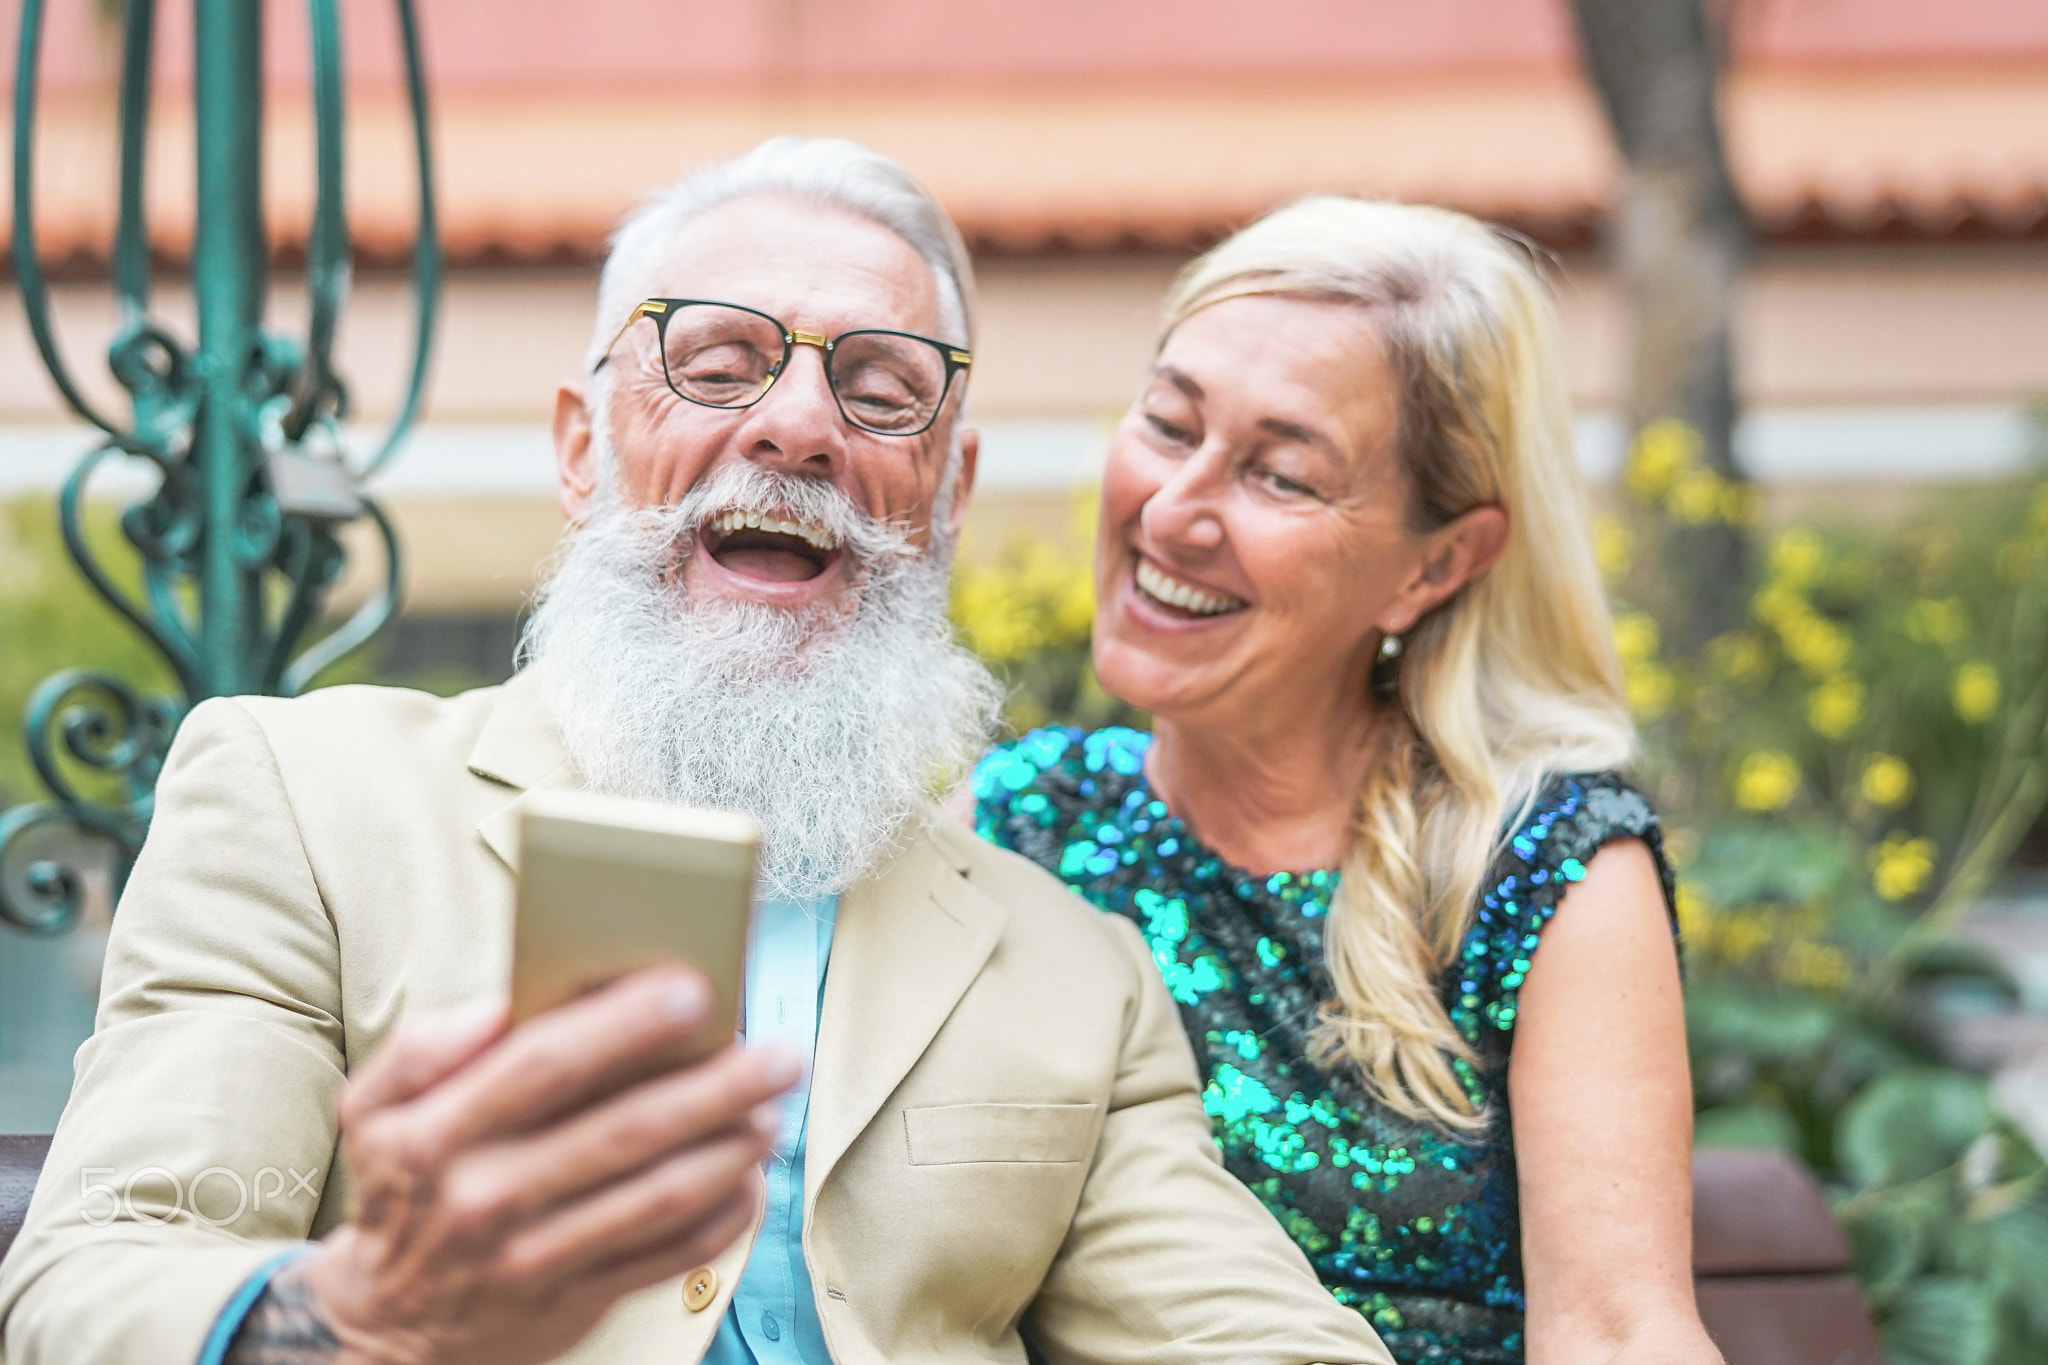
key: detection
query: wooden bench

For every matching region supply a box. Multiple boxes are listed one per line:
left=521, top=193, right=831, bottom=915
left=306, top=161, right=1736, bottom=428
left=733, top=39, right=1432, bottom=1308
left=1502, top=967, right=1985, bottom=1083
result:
left=0, top=1134, right=50, bottom=1266
left=1692, top=1147, right=1886, bottom=1365
left=0, top=1137, right=1884, bottom=1362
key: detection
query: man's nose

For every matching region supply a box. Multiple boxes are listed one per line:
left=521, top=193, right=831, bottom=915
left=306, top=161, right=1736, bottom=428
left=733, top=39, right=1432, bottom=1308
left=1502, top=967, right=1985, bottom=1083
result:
left=738, top=338, right=847, bottom=473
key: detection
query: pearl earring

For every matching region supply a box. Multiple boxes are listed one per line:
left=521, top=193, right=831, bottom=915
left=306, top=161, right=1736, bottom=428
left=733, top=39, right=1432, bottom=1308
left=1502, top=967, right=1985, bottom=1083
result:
left=1379, top=632, right=1403, bottom=661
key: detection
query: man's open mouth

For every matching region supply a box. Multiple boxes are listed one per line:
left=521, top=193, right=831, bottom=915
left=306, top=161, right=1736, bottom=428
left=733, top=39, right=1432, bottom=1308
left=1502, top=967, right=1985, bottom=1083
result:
left=701, top=508, right=844, bottom=583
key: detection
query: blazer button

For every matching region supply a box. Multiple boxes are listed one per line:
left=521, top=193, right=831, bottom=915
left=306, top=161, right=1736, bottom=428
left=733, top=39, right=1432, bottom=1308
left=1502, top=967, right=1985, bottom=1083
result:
left=682, top=1266, right=719, bottom=1313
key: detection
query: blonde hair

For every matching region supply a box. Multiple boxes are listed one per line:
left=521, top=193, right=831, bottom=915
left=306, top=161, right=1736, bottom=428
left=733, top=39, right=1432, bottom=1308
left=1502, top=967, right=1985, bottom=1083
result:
left=1161, top=197, right=1635, bottom=1131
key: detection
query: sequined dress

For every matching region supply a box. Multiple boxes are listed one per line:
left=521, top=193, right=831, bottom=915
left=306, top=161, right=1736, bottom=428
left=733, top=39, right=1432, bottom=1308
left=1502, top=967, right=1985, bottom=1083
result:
left=972, top=727, right=1675, bottom=1365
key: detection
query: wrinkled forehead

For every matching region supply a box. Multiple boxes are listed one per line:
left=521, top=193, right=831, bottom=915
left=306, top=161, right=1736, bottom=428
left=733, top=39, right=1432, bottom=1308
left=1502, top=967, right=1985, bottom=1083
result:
left=639, top=194, right=948, bottom=342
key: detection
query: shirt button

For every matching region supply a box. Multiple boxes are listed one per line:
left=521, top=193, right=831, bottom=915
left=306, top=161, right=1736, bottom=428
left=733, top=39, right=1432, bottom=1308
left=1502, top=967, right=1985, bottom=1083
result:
left=681, top=1266, right=719, bottom=1312
left=761, top=1311, right=782, bottom=1341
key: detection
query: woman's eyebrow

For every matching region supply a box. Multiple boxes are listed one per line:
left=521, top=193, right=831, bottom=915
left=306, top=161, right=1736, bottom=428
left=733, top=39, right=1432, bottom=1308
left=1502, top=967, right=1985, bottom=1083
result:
left=1258, top=416, right=1342, bottom=460
left=1154, top=364, right=1342, bottom=460
left=1155, top=365, right=1205, bottom=401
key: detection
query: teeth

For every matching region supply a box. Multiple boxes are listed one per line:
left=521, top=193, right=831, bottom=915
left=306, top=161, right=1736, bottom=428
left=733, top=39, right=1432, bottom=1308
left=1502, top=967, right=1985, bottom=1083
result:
left=708, top=509, right=839, bottom=551
left=1135, top=559, right=1244, bottom=616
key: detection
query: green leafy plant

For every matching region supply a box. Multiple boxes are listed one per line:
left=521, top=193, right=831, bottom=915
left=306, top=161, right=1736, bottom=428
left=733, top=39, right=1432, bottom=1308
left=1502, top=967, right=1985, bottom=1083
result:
left=0, top=496, right=393, bottom=815
left=1608, top=422, right=2048, bottom=1365
left=948, top=495, right=1141, bottom=737
left=0, top=498, right=176, bottom=810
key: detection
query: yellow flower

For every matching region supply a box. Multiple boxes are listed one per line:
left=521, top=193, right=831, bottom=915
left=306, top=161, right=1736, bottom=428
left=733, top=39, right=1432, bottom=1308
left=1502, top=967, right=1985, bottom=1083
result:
left=1769, top=530, right=1828, bottom=590
left=1859, top=754, right=1915, bottom=808
left=1624, top=661, right=1676, bottom=719
left=1734, top=751, right=1801, bottom=812
left=1612, top=611, right=1661, bottom=664
left=1904, top=597, right=1970, bottom=646
left=1053, top=572, right=1096, bottom=641
left=950, top=529, right=1100, bottom=665
left=1708, top=631, right=1770, bottom=684
left=1626, top=418, right=1699, bottom=502
left=1779, top=939, right=1854, bottom=994
left=1954, top=661, right=2001, bottom=724
left=1870, top=833, right=1937, bottom=902
left=1667, top=468, right=1726, bottom=525
left=1752, top=584, right=1805, bottom=628
left=1806, top=676, right=1864, bottom=739
left=1067, top=487, right=1103, bottom=544
left=1779, top=613, right=1850, bottom=677
left=951, top=568, right=1042, bottom=664
left=1673, top=881, right=1713, bottom=944
left=1716, top=908, right=1775, bottom=966
left=1720, top=482, right=1763, bottom=527
left=1594, top=516, right=1634, bottom=579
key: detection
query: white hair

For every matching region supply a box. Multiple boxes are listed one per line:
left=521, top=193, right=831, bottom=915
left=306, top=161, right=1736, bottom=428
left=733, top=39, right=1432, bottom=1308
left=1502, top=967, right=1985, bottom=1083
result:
left=521, top=425, right=1002, bottom=900
left=587, top=135, right=976, bottom=373
left=534, top=138, right=994, bottom=895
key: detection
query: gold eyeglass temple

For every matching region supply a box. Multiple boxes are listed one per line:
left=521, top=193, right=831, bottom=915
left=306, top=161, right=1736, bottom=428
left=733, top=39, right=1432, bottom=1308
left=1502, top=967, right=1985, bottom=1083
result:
left=597, top=299, right=668, bottom=364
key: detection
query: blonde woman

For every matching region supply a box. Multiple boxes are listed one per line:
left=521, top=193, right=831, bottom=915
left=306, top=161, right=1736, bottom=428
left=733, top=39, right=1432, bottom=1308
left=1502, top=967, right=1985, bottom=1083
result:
left=970, top=199, right=1721, bottom=1365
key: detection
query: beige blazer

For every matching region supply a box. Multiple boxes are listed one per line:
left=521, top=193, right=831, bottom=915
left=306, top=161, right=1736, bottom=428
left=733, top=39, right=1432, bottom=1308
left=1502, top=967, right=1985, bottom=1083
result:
left=0, top=673, right=1391, bottom=1365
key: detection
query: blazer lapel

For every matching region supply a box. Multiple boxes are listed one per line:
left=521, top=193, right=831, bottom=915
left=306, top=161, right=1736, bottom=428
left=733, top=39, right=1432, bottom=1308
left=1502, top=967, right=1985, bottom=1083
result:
left=805, top=825, right=1008, bottom=1203
left=466, top=669, right=581, bottom=869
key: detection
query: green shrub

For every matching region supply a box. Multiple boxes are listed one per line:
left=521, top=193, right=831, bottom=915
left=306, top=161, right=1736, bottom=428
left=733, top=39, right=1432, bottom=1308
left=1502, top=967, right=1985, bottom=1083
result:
left=0, top=498, right=175, bottom=811
left=1606, top=425, right=2048, bottom=1365
left=949, top=495, right=1142, bottom=736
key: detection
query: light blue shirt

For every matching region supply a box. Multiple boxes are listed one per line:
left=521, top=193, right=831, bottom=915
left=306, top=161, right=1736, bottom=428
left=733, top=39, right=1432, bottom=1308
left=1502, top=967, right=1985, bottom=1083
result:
left=197, top=894, right=838, bottom=1365
left=705, top=893, right=838, bottom=1365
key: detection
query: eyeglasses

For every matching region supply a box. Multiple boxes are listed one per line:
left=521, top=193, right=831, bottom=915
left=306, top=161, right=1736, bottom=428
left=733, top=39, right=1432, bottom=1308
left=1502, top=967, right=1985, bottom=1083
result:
left=593, top=298, right=972, bottom=437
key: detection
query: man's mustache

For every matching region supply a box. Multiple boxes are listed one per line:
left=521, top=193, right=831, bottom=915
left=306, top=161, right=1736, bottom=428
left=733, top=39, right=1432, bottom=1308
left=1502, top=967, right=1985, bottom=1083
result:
left=645, top=465, right=921, bottom=570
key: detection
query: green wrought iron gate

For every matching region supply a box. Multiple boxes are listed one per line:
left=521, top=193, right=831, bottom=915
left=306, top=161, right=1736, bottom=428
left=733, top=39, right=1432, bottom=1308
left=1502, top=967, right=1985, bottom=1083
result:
left=1, top=0, right=441, bottom=931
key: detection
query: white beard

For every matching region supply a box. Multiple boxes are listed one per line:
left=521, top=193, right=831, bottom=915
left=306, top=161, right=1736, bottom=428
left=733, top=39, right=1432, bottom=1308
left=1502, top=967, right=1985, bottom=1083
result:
left=520, top=458, right=1002, bottom=901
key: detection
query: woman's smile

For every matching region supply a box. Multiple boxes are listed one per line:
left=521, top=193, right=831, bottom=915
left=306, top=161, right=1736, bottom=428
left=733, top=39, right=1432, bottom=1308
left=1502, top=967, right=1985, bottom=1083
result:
left=1090, top=293, right=1416, bottom=734
left=1130, top=555, right=1248, bottom=619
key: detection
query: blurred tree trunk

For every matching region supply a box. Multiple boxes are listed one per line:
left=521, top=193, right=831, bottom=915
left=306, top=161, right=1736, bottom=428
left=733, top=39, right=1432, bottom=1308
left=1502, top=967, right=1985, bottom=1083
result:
left=1569, top=0, right=1753, bottom=652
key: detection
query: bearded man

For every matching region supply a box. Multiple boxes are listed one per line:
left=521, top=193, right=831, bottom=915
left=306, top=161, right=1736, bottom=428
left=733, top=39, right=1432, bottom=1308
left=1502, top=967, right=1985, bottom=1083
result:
left=0, top=139, right=1392, bottom=1365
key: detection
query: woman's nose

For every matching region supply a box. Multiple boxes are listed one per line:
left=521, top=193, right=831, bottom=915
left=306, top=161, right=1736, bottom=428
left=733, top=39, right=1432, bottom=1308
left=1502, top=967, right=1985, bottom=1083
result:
left=1141, top=457, right=1228, bottom=554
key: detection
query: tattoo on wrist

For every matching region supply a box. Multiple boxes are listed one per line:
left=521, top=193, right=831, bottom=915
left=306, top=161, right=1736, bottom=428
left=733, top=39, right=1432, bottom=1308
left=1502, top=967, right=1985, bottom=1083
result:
left=223, top=1259, right=342, bottom=1365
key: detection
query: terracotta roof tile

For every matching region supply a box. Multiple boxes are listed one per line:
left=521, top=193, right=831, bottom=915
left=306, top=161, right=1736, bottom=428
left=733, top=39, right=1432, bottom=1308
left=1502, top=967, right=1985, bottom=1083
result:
left=7, top=65, right=2045, bottom=272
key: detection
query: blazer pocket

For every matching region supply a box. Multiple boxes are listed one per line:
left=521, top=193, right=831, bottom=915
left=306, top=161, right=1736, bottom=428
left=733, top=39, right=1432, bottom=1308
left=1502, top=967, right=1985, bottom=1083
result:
left=903, top=1102, right=1101, bottom=1166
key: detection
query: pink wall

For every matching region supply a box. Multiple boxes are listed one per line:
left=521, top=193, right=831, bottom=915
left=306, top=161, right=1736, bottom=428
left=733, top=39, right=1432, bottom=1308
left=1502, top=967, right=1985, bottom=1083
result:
left=8, top=0, right=2048, bottom=98
left=1739, top=0, right=2048, bottom=65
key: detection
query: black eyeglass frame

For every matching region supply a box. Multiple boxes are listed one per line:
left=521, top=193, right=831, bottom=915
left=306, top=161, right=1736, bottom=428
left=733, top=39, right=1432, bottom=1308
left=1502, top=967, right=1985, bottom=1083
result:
left=592, top=297, right=973, bottom=438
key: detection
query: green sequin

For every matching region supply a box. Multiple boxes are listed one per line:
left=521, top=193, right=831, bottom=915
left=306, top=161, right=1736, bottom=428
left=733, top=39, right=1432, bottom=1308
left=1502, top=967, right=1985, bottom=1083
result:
left=974, top=727, right=1675, bottom=1365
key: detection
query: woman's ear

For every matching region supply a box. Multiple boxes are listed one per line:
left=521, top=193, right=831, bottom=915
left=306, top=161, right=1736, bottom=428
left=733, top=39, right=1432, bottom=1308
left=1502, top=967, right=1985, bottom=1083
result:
left=1434, top=504, right=1511, bottom=587
left=1385, top=505, right=1511, bottom=631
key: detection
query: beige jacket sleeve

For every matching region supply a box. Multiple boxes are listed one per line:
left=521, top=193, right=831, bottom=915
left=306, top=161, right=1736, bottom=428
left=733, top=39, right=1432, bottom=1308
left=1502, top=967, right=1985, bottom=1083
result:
left=1028, top=915, right=1395, bottom=1365
left=0, top=700, right=346, bottom=1365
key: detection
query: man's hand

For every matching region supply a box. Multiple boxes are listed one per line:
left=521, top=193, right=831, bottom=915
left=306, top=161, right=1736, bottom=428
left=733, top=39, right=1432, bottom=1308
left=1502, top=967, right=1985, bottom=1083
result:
left=288, top=966, right=797, bottom=1365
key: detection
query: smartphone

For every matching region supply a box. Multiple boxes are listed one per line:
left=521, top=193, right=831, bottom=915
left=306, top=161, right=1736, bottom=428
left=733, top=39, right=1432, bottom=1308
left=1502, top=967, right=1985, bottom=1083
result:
left=510, top=788, right=760, bottom=1058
